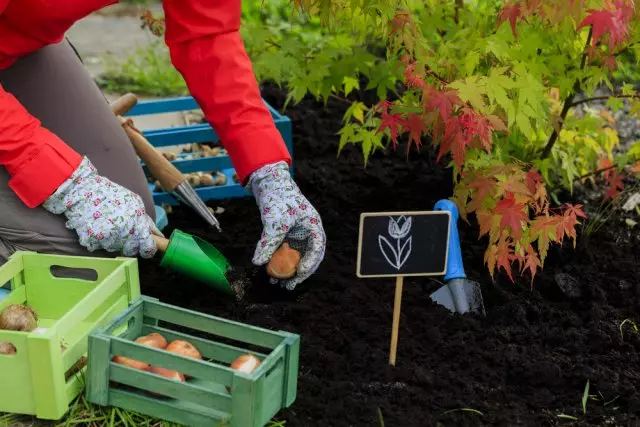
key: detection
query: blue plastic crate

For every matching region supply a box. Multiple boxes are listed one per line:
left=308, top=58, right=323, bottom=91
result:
left=124, top=96, right=293, bottom=206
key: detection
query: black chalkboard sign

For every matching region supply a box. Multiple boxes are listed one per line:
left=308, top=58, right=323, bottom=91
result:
left=356, top=211, right=451, bottom=278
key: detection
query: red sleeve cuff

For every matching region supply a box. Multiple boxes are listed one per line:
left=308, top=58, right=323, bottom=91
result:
left=8, top=129, right=82, bottom=208
left=222, top=127, right=292, bottom=185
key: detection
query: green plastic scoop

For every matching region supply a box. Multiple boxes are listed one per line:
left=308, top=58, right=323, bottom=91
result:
left=152, top=229, right=235, bottom=295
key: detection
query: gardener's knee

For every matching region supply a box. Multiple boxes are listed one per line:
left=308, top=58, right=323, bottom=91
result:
left=0, top=228, right=112, bottom=263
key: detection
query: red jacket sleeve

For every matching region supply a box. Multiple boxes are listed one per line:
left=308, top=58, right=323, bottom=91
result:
left=0, top=85, right=82, bottom=208
left=162, top=0, right=291, bottom=185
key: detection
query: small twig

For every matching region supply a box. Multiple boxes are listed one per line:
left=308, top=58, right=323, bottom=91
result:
left=614, top=42, right=639, bottom=57
left=454, top=0, right=464, bottom=24
left=570, top=94, right=640, bottom=108
left=428, top=68, right=450, bottom=85
left=579, top=160, right=640, bottom=180
left=541, top=27, right=592, bottom=159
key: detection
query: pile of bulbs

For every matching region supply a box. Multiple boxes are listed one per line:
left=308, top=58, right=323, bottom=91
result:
left=0, top=304, right=39, bottom=354
left=113, top=331, right=262, bottom=391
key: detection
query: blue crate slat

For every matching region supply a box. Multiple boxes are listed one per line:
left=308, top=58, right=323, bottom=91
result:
left=144, top=125, right=219, bottom=148
left=142, top=156, right=234, bottom=175
left=126, top=96, right=292, bottom=205
left=155, top=205, right=169, bottom=230
left=140, top=117, right=290, bottom=149
left=125, top=96, right=286, bottom=121
left=149, top=169, right=248, bottom=206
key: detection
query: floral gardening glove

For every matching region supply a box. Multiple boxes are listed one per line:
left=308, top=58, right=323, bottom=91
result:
left=248, top=161, right=326, bottom=290
left=42, top=157, right=159, bottom=258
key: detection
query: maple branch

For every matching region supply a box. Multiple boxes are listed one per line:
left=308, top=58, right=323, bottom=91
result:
left=427, top=68, right=449, bottom=85
left=541, top=27, right=592, bottom=159
left=578, top=160, right=640, bottom=180
left=454, top=0, right=463, bottom=24
left=569, top=94, right=640, bottom=108
left=614, top=42, right=639, bottom=58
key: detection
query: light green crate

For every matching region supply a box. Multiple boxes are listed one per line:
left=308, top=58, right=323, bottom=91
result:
left=86, top=296, right=300, bottom=427
left=0, top=251, right=141, bottom=420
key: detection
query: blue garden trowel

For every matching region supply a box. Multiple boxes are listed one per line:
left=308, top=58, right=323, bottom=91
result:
left=429, top=200, right=485, bottom=315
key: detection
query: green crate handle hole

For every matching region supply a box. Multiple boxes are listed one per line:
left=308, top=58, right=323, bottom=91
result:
left=50, top=265, right=99, bottom=281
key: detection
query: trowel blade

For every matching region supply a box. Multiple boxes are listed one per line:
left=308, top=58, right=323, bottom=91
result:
left=429, top=279, right=485, bottom=316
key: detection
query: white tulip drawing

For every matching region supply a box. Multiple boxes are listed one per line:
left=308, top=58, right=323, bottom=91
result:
left=378, top=216, right=412, bottom=270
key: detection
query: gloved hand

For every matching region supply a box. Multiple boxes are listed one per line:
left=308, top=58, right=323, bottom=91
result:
left=42, top=156, right=159, bottom=258
left=248, top=161, right=326, bottom=290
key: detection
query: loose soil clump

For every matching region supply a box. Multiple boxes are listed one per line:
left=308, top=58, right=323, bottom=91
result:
left=139, top=83, right=640, bottom=426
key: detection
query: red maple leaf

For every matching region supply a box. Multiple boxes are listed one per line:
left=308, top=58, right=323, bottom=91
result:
left=604, top=170, right=625, bottom=200
left=390, top=11, right=415, bottom=36
left=578, top=1, right=634, bottom=55
left=402, top=59, right=427, bottom=89
left=525, top=167, right=548, bottom=212
left=439, top=115, right=465, bottom=168
left=495, top=192, right=528, bottom=238
left=520, top=245, right=542, bottom=286
left=531, top=214, right=562, bottom=262
left=463, top=111, right=494, bottom=152
left=494, top=237, right=516, bottom=282
left=424, top=86, right=463, bottom=121
left=556, top=203, right=587, bottom=242
left=498, top=1, right=524, bottom=37
left=375, top=99, right=393, bottom=115
left=525, top=168, right=543, bottom=194
left=597, top=157, right=625, bottom=200
left=603, top=54, right=619, bottom=71
left=377, top=110, right=407, bottom=147
left=434, top=106, right=505, bottom=170
left=477, top=209, right=496, bottom=239
left=466, top=175, right=498, bottom=213
left=405, top=113, right=427, bottom=152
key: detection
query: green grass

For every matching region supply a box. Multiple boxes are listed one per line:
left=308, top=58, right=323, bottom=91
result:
left=96, top=41, right=188, bottom=97
left=0, top=394, right=287, bottom=427
left=94, top=0, right=297, bottom=97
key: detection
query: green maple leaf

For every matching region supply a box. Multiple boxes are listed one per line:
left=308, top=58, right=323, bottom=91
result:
left=629, top=100, right=640, bottom=118
left=621, top=83, right=636, bottom=96
left=464, top=51, right=480, bottom=76
left=343, top=76, right=360, bottom=96
left=515, top=110, right=534, bottom=139
left=449, top=76, right=488, bottom=112
left=486, top=67, right=517, bottom=121
left=484, top=34, right=510, bottom=61
left=344, top=101, right=368, bottom=124
left=338, top=124, right=357, bottom=154
left=606, top=97, right=625, bottom=112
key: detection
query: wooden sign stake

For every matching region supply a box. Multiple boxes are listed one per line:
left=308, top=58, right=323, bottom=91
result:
left=356, top=211, right=451, bottom=367
left=389, top=275, right=404, bottom=366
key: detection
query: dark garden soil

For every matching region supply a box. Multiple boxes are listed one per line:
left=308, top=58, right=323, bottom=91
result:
left=138, top=83, right=640, bottom=427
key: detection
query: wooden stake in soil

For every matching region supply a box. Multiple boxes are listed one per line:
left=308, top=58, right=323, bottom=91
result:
left=389, top=276, right=404, bottom=366
left=356, top=211, right=451, bottom=366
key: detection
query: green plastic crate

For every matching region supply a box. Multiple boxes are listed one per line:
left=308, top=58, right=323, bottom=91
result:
left=0, top=251, right=141, bottom=420
left=85, top=296, right=300, bottom=427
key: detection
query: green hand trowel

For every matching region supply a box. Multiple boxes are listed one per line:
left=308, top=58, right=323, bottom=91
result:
left=151, top=229, right=235, bottom=295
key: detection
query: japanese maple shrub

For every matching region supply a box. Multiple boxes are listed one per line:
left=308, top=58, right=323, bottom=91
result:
left=277, top=0, right=640, bottom=284
left=140, top=0, right=640, bottom=284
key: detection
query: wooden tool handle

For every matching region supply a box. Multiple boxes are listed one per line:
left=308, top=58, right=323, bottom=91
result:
left=117, top=116, right=185, bottom=191
left=110, top=93, right=138, bottom=116
left=389, top=276, right=404, bottom=366
left=152, top=235, right=169, bottom=253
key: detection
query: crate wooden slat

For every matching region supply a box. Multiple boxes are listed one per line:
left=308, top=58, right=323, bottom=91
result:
left=0, top=252, right=140, bottom=420
left=124, top=96, right=294, bottom=205
left=86, top=296, right=300, bottom=427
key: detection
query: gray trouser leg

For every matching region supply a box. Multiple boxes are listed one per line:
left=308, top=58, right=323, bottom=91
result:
left=0, top=40, right=156, bottom=265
